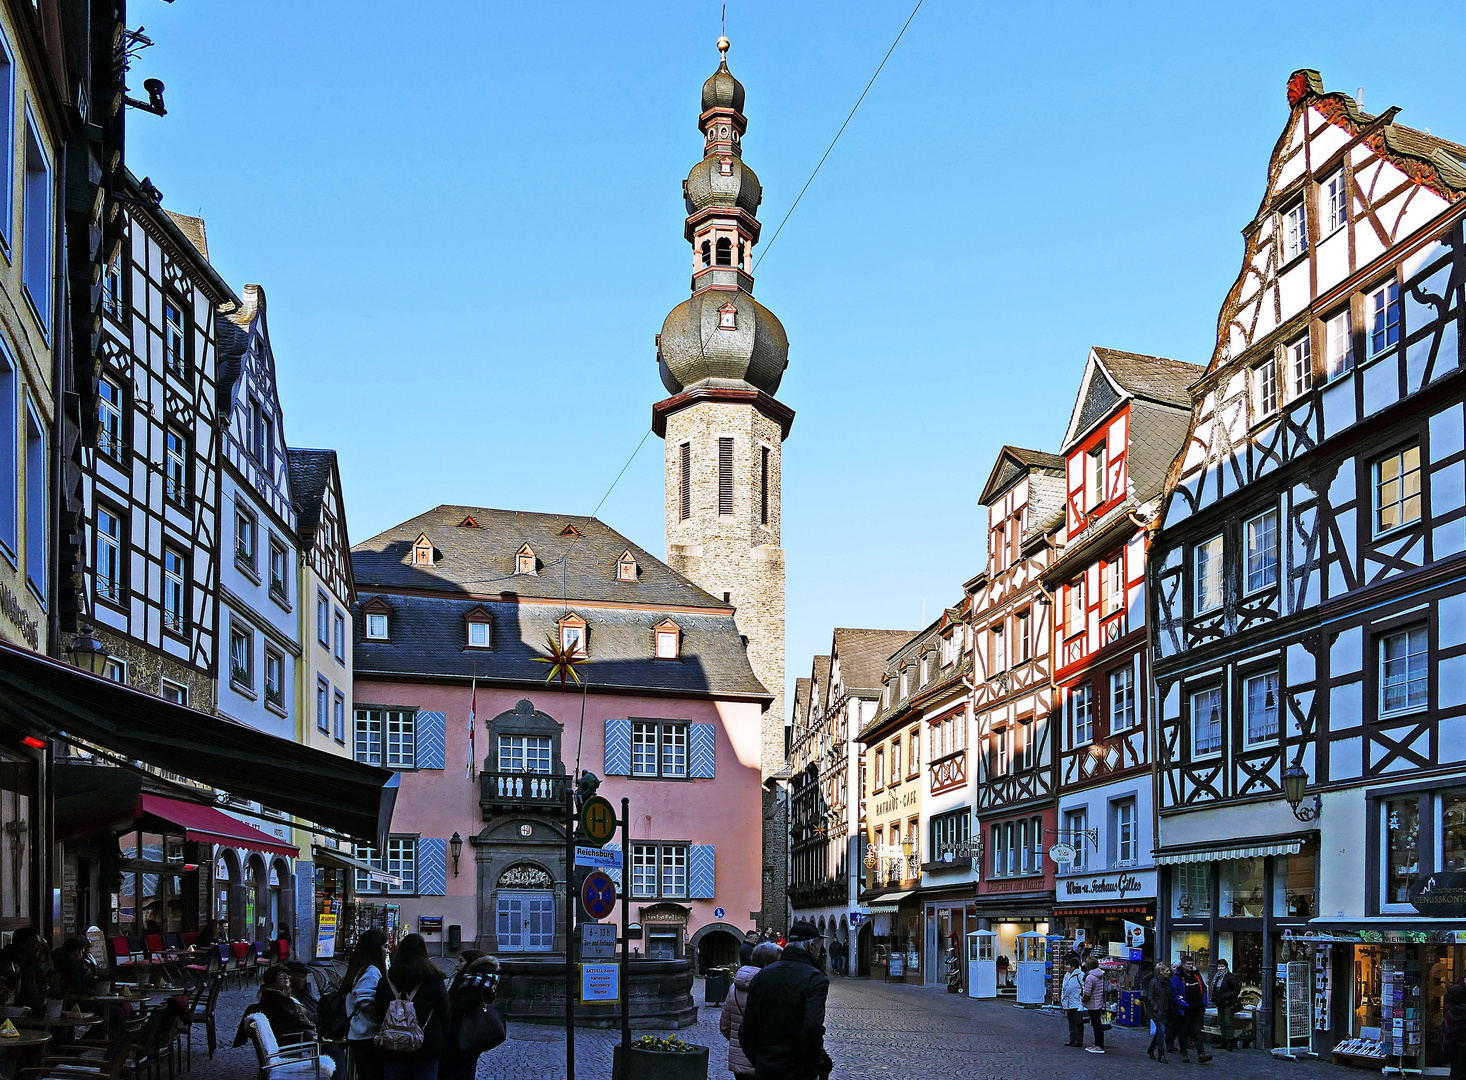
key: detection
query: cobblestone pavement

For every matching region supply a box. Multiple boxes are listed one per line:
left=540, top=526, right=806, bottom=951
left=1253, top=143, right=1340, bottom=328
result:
left=176, top=976, right=1366, bottom=1080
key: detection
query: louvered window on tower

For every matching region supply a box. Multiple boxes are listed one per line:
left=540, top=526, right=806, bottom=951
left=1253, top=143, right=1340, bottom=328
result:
left=678, top=443, right=691, bottom=521
left=718, top=438, right=733, bottom=516
left=760, top=446, right=769, bottom=525
left=715, top=237, right=732, bottom=266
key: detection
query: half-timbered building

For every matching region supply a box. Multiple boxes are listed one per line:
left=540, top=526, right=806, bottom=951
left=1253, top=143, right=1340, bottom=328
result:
left=969, top=447, right=1064, bottom=967
left=1151, top=70, right=1466, bottom=1057
left=79, top=183, right=231, bottom=709
left=1042, top=348, right=1202, bottom=961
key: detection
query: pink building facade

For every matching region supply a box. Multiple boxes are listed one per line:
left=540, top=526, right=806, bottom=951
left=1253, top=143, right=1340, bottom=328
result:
left=350, top=506, right=770, bottom=973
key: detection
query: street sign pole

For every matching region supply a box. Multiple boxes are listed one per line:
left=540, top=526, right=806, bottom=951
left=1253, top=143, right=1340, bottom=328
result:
left=620, top=795, right=630, bottom=1056
left=565, top=783, right=575, bottom=1080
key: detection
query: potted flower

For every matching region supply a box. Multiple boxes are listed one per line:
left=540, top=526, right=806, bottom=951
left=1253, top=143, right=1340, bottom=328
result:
left=612, top=1034, right=709, bottom=1080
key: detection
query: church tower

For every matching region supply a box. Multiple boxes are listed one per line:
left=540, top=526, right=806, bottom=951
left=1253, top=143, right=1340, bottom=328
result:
left=653, top=38, right=791, bottom=784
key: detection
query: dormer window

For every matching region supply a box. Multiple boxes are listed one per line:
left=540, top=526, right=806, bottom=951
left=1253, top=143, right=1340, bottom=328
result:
left=464, top=606, right=492, bottom=649
left=654, top=618, right=681, bottom=660
left=719, top=156, right=733, bottom=177
left=516, top=544, right=537, bottom=575
left=558, top=613, right=587, bottom=656
left=617, top=550, right=638, bottom=583
left=559, top=523, right=581, bottom=538
left=412, top=534, right=434, bottom=567
left=458, top=516, right=478, bottom=528
left=362, top=597, right=393, bottom=641
left=719, top=303, right=737, bottom=331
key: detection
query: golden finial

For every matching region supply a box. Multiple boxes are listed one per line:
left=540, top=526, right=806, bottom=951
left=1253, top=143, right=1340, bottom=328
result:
left=718, top=4, right=729, bottom=55
left=717, top=35, right=730, bottom=55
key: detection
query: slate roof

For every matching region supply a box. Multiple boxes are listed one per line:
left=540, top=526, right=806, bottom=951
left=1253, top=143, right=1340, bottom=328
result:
left=352, top=505, right=728, bottom=609
left=287, top=448, right=335, bottom=541
left=352, top=506, right=767, bottom=701
left=791, top=677, right=812, bottom=727
left=164, top=211, right=209, bottom=261
left=1127, top=400, right=1194, bottom=506
left=809, top=654, right=832, bottom=713
left=831, top=628, right=917, bottom=697
left=1091, top=348, right=1202, bottom=410
left=979, top=446, right=1065, bottom=506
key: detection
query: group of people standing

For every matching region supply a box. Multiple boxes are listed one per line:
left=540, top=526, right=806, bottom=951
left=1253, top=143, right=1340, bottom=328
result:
left=721, top=921, right=832, bottom=1080
left=1064, top=954, right=1241, bottom=1062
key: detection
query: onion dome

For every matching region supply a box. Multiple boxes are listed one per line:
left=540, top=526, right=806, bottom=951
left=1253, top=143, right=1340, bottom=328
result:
left=658, top=290, right=788, bottom=397
left=684, top=154, right=762, bottom=214
left=701, top=57, right=744, bottom=117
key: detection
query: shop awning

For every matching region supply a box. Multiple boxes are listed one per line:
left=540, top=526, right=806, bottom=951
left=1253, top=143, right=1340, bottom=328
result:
left=141, top=794, right=297, bottom=857
left=0, top=640, right=396, bottom=843
left=1154, top=838, right=1304, bottom=865
left=866, top=891, right=914, bottom=912
left=1054, top=902, right=1153, bottom=916
left=312, top=845, right=402, bottom=887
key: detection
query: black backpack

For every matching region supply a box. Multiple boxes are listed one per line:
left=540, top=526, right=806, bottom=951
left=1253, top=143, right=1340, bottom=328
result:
left=317, top=985, right=352, bottom=1041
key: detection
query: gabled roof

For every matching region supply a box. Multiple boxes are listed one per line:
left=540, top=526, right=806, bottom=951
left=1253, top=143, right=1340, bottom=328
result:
left=809, top=654, right=832, bottom=712
left=791, top=677, right=812, bottom=727
left=287, top=448, right=336, bottom=540
left=979, top=445, right=1065, bottom=506
left=1060, top=348, right=1204, bottom=454
left=352, top=505, right=728, bottom=609
left=830, top=628, right=917, bottom=696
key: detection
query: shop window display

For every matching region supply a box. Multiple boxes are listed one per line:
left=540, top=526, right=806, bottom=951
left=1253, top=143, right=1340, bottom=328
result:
left=1169, top=930, right=1211, bottom=977
left=1384, top=798, right=1421, bottom=907
left=1271, top=850, right=1317, bottom=918
left=1442, top=789, right=1466, bottom=871
left=1171, top=862, right=1212, bottom=917
left=0, top=751, right=34, bottom=923
left=1220, top=857, right=1265, bottom=917
left=1338, top=945, right=1454, bottom=1066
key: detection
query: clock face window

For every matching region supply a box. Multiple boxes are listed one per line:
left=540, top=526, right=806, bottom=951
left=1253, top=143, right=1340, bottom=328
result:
left=719, top=304, right=737, bottom=330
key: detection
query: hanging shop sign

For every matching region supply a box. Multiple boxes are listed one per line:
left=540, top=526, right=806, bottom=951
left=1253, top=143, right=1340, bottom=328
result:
left=1048, top=843, right=1076, bottom=866
left=1410, top=871, right=1466, bottom=918
left=498, top=863, right=554, bottom=889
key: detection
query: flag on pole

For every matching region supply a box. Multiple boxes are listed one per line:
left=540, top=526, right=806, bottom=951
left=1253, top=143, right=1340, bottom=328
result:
left=467, top=677, right=477, bottom=780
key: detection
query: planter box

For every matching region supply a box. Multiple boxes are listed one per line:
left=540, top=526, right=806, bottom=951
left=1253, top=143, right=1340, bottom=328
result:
left=612, top=1044, right=710, bottom=1080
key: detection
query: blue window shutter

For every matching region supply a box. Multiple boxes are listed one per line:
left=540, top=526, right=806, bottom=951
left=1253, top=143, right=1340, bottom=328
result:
left=689, top=844, right=715, bottom=899
left=689, top=724, right=715, bottom=778
left=604, top=842, right=622, bottom=888
left=418, top=838, right=448, bottom=896
left=604, top=718, right=631, bottom=776
left=416, top=711, right=446, bottom=769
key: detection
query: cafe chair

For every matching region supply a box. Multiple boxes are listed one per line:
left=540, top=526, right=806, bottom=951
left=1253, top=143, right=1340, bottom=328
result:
left=244, top=1014, right=334, bottom=1080
left=187, top=974, right=224, bottom=1060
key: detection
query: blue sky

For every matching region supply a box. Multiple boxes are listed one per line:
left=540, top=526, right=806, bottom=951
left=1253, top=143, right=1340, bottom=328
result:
left=129, top=1, right=1466, bottom=705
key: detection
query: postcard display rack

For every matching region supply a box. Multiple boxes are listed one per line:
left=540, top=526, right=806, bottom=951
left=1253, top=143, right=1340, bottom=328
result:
left=1335, top=946, right=1422, bottom=1071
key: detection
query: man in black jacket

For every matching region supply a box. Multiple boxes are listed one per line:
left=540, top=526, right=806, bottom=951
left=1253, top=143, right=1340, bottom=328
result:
left=739, top=920, right=831, bottom=1080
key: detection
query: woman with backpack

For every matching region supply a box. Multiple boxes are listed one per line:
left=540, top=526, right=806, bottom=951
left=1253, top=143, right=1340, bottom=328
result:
left=372, top=933, right=450, bottom=1080
left=439, top=951, right=504, bottom=1080
left=341, top=929, right=390, bottom=1080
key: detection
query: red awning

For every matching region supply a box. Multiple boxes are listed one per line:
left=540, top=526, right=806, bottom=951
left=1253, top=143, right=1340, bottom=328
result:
left=1053, top=902, right=1153, bottom=917
left=140, top=794, right=298, bottom=858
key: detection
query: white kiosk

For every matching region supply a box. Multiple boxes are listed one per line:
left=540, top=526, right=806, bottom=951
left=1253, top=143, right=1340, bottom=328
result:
left=966, top=929, right=997, bottom=999
left=1015, top=931, right=1049, bottom=1006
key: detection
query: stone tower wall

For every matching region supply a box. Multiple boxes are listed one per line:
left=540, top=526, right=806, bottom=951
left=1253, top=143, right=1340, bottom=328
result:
left=662, top=400, right=785, bottom=772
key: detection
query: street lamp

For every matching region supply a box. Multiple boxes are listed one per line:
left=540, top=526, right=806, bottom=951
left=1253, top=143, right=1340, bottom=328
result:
left=901, top=835, right=916, bottom=878
left=449, top=832, right=463, bottom=877
left=1281, top=762, right=1322, bottom=822
left=65, top=626, right=110, bottom=676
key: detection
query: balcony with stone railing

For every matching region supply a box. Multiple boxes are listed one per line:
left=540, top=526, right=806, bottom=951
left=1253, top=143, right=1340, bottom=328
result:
left=479, top=770, right=569, bottom=816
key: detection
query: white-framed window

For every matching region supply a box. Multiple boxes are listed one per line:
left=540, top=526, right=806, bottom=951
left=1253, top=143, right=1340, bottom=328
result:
left=353, top=708, right=415, bottom=768
left=234, top=506, right=256, bottom=568
left=1194, top=534, right=1224, bottom=613
left=1113, top=798, right=1137, bottom=865
left=24, top=403, right=43, bottom=595
left=1380, top=626, right=1429, bottom=716
left=102, top=249, right=122, bottom=317
left=95, top=506, right=123, bottom=603
left=263, top=648, right=284, bottom=710
left=1287, top=336, right=1311, bottom=399
left=497, top=735, right=552, bottom=773
left=1064, top=807, right=1089, bottom=870
left=162, top=546, right=185, bottom=633
left=1067, top=577, right=1085, bottom=637
left=1105, top=554, right=1125, bottom=615
left=1369, top=280, right=1401, bottom=357
left=229, top=625, right=252, bottom=687
left=558, top=617, right=585, bottom=655
left=1018, top=817, right=1032, bottom=874
left=655, top=625, right=680, bottom=659
left=467, top=618, right=491, bottom=648
left=268, top=541, right=288, bottom=600
left=316, top=591, right=330, bottom=645
left=316, top=677, right=330, bottom=734
left=21, top=112, right=51, bottom=332
left=1374, top=445, right=1422, bottom=534
left=353, top=839, right=415, bottom=896
left=891, top=739, right=902, bottom=783
left=1017, top=718, right=1034, bottom=771
left=103, top=657, right=126, bottom=684
left=334, top=610, right=346, bottom=661
left=1069, top=684, right=1093, bottom=747
left=333, top=691, right=346, bottom=744
left=630, top=843, right=688, bottom=899
left=0, top=32, right=14, bottom=254
left=990, top=623, right=1006, bottom=673
left=1191, top=687, right=1223, bottom=757
left=1245, top=508, right=1279, bottom=592
left=1326, top=309, right=1353, bottom=379
left=365, top=612, right=389, bottom=640
left=1244, top=670, right=1279, bottom=745
left=630, top=720, right=688, bottom=779
left=163, top=298, right=185, bottom=375
left=1282, top=200, right=1308, bottom=261
left=164, top=428, right=187, bottom=503
left=1323, top=170, right=1347, bottom=234
left=1014, top=609, right=1031, bottom=662
left=1110, top=666, right=1136, bottom=732
left=1089, top=444, right=1107, bottom=508
left=97, top=376, right=123, bottom=458
left=0, top=347, right=15, bottom=553
left=161, top=680, right=188, bottom=706
left=1252, top=355, right=1279, bottom=420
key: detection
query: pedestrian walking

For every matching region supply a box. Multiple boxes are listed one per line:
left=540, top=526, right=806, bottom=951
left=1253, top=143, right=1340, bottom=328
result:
left=1171, top=956, right=1212, bottom=1064
left=1081, top=958, right=1107, bottom=1054
left=829, top=936, right=846, bottom=977
left=439, top=951, right=504, bottom=1080
left=741, top=930, right=760, bottom=967
left=1441, top=982, right=1466, bottom=1078
left=739, top=920, right=831, bottom=1080
left=721, top=941, right=782, bottom=1079
left=342, top=929, right=389, bottom=1080
left=1061, top=957, right=1086, bottom=1048
left=1144, top=961, right=1172, bottom=1062
left=372, top=933, right=451, bottom=1080
left=1212, top=959, right=1241, bottom=1052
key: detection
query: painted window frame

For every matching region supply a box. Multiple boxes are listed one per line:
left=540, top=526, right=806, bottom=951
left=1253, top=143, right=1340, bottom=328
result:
left=1193, top=534, right=1224, bottom=614
left=1243, top=669, right=1280, bottom=746
left=1244, top=507, right=1279, bottom=593
left=162, top=545, right=186, bottom=634
left=1190, top=685, right=1223, bottom=759
left=1373, top=443, right=1423, bottom=537
left=1379, top=624, right=1429, bottom=718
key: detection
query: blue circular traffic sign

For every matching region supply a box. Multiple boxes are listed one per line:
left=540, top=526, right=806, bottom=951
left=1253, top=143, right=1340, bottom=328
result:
left=582, top=871, right=616, bottom=919
left=714, top=908, right=725, bottom=920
